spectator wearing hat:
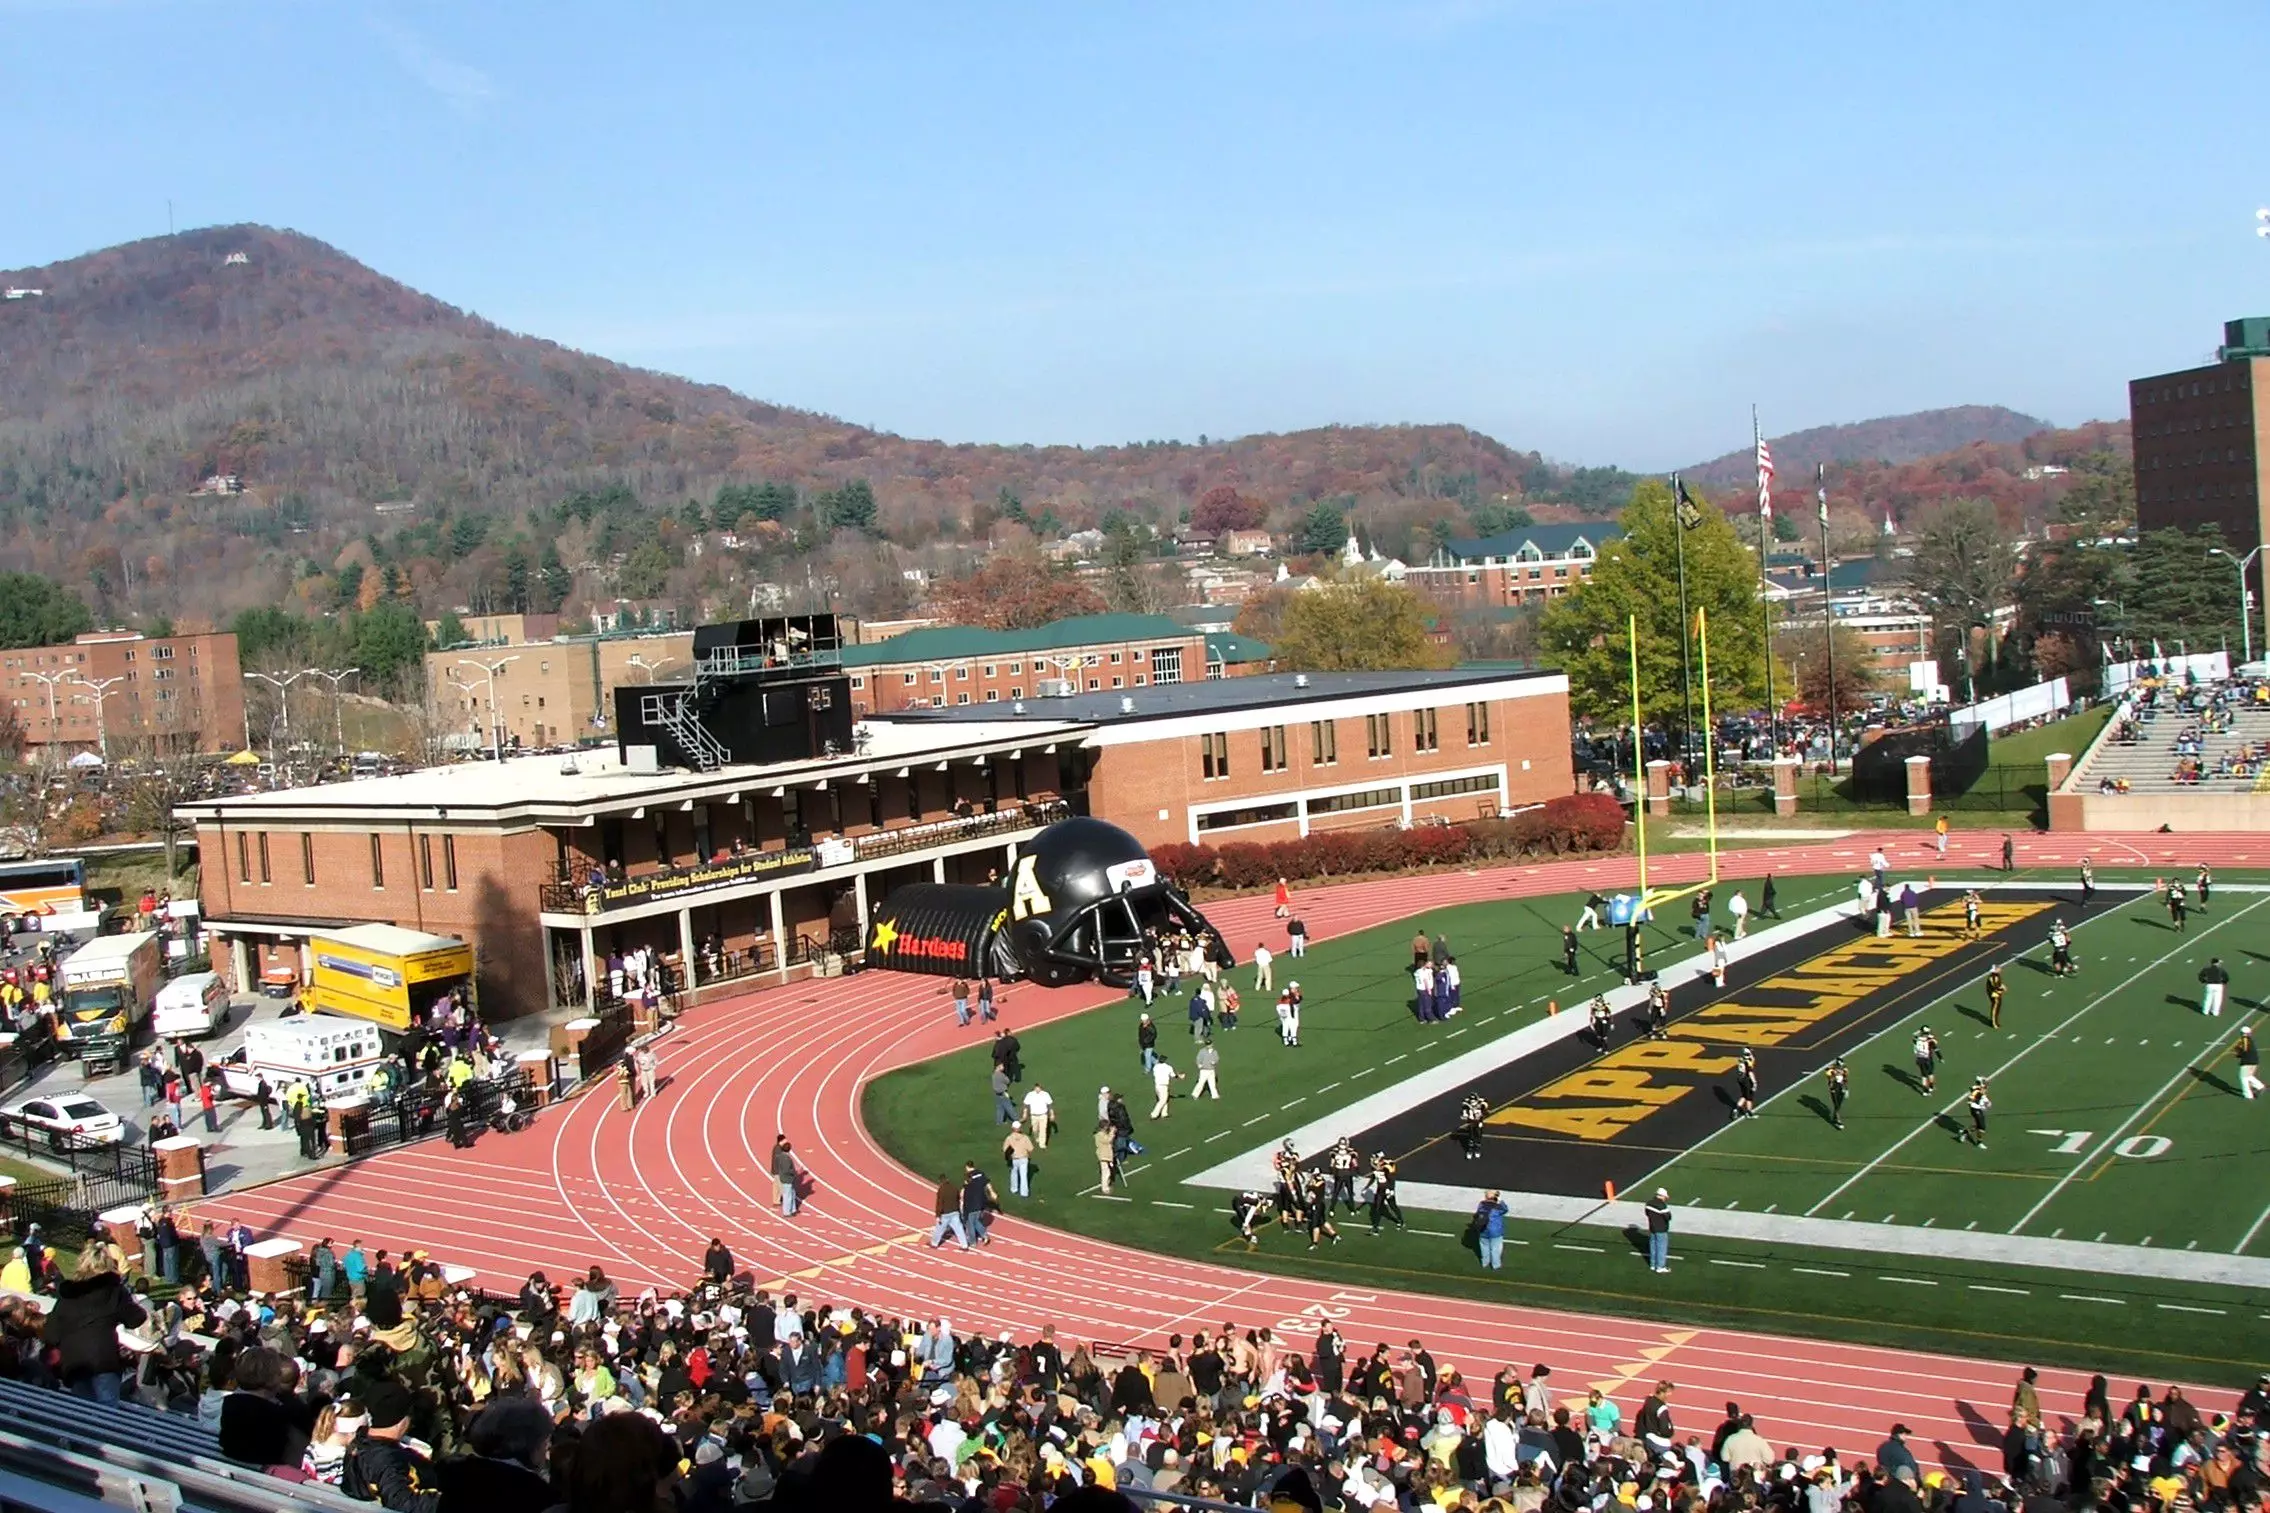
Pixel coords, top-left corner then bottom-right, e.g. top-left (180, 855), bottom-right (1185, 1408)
top-left (342, 1378), bottom-right (440, 1513)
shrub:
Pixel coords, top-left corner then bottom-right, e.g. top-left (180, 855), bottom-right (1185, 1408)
top-left (1146, 790), bottom-right (1628, 894)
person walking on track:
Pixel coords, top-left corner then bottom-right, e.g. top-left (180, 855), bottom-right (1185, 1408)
top-left (1935, 816), bottom-right (1948, 856)
top-left (772, 1136), bottom-right (802, 1218)
top-left (1824, 1057), bottom-right (1849, 1129)
top-left (2002, 834), bottom-right (2015, 871)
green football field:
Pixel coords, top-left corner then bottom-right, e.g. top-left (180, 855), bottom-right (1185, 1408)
top-left (1655, 887), bottom-right (2270, 1253)
top-left (864, 865), bottom-right (2270, 1383)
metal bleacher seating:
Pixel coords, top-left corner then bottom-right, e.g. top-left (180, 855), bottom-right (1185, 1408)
top-left (2068, 686), bottom-right (2270, 795)
top-left (0, 1375), bottom-right (362, 1513)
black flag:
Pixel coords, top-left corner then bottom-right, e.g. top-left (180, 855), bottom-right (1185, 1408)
top-left (1673, 475), bottom-right (1705, 533)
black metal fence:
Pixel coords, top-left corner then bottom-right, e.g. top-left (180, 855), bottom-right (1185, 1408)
top-left (0, 1124), bottom-right (160, 1244)
top-left (338, 1070), bottom-right (534, 1161)
top-left (573, 1001), bottom-right (633, 1084)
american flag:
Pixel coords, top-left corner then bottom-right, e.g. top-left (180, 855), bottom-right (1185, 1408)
top-left (1754, 420), bottom-right (1774, 524)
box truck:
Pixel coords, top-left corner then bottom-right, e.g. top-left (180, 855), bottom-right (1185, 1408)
top-left (307, 924), bottom-right (475, 1034)
top-left (57, 932), bottom-right (161, 1074)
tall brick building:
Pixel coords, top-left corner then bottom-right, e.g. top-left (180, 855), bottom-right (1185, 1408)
top-left (2, 630), bottom-right (246, 755)
top-left (180, 664), bottom-right (1571, 1022)
top-left (2131, 317), bottom-right (2270, 548)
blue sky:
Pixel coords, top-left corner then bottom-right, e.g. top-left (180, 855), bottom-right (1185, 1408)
top-left (3, 1), bottom-right (2262, 469)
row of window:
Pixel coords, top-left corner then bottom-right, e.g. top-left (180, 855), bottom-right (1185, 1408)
top-left (1195, 774), bottom-right (1502, 833)
top-left (1201, 705), bottom-right (1490, 781)
top-left (879, 647), bottom-right (1188, 685)
top-left (235, 831), bottom-right (458, 893)
top-left (2137, 375), bottom-right (2250, 406)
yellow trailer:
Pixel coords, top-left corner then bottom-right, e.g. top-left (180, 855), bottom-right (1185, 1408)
top-left (307, 923), bottom-right (474, 1033)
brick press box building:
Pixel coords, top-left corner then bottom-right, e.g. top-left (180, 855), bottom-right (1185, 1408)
top-left (179, 616), bottom-right (1573, 1022)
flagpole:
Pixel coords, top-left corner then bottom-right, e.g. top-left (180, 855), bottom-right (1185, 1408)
top-left (1755, 406), bottom-right (1778, 757)
top-left (1818, 462), bottom-right (1837, 774)
top-left (1671, 473), bottom-right (1696, 784)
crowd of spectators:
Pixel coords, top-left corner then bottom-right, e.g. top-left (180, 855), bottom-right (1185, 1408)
top-left (0, 1225), bottom-right (2261, 1513)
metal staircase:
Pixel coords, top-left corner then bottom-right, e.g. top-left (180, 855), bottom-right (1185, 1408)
top-left (640, 687), bottom-right (729, 771)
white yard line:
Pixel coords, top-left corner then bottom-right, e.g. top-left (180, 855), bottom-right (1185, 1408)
top-left (1805, 895), bottom-right (2268, 1219)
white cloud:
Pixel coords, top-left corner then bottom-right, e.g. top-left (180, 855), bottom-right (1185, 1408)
top-left (368, 13), bottom-right (494, 118)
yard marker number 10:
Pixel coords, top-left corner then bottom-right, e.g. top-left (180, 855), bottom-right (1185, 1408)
top-left (2028, 1130), bottom-right (2173, 1159)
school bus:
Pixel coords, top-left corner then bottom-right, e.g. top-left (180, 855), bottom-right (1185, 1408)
top-left (307, 924), bottom-right (475, 1033)
top-left (0, 857), bottom-right (86, 918)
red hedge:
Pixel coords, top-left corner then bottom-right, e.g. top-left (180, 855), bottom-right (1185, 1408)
top-left (1150, 791), bottom-right (1628, 892)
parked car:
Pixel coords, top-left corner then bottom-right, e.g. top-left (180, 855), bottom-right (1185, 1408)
top-left (2, 1093), bottom-right (124, 1146)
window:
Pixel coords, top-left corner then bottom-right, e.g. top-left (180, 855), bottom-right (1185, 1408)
top-left (985, 690), bottom-right (999, 702)
top-left (1366, 713), bottom-right (1393, 759)
top-left (902, 673), bottom-right (917, 686)
top-left (443, 835), bottom-right (458, 890)
top-left (1413, 774), bottom-right (1500, 801)
top-left (152, 644), bottom-right (174, 661)
top-left (1197, 801), bottom-right (1299, 831)
top-left (955, 666), bottom-right (970, 681)
top-left (1111, 677), bottom-right (1124, 689)
top-left (237, 832), bottom-right (250, 883)
top-left (929, 669), bottom-right (945, 683)
top-left (1415, 709), bottom-right (1439, 753)
top-left (1132, 649), bottom-right (1147, 662)
top-left (1312, 785), bottom-right (1399, 815)
top-left (1311, 720), bottom-right (1337, 765)
top-left (851, 676), bottom-right (866, 689)
top-left (1010, 687), bottom-right (1023, 699)
top-left (419, 835), bottom-right (435, 890)
top-left (1152, 648), bottom-right (1183, 684)
top-left (1260, 725), bottom-right (1288, 773)
top-left (1109, 651), bottom-right (1122, 664)
top-left (300, 833), bottom-right (315, 885)
top-left (1201, 732), bottom-right (1230, 780)
top-left (956, 693), bottom-right (971, 705)
top-left (369, 834), bottom-right (385, 889)
top-left (257, 833), bottom-right (271, 883)
top-left (1009, 662), bottom-right (1023, 675)
top-left (1467, 701), bottom-right (1491, 746)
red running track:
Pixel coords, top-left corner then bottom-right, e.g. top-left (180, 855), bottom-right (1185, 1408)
top-left (215, 830), bottom-right (2252, 1468)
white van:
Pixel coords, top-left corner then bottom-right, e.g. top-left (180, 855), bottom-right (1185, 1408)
top-left (152, 972), bottom-right (231, 1039)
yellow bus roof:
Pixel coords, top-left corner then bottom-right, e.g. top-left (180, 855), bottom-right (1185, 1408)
top-left (314, 923), bottom-right (468, 958)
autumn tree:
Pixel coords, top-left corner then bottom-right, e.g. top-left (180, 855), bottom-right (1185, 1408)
top-left (1231, 587), bottom-right (1296, 646)
top-left (931, 551), bottom-right (1106, 631)
top-left (1537, 480), bottom-right (1771, 729)
top-left (1897, 497), bottom-right (2018, 687)
top-left (1192, 486), bottom-right (1265, 537)
top-left (1270, 578), bottom-right (1452, 672)
top-left (1773, 620), bottom-right (1879, 717)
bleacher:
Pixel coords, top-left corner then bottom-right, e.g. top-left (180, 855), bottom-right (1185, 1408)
top-left (2067, 684), bottom-right (2270, 795)
top-left (0, 1376), bottom-right (360, 1513)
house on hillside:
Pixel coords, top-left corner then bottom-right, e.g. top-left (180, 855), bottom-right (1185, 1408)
top-left (1403, 520), bottom-right (1622, 608)
top-left (1220, 529), bottom-right (1274, 558)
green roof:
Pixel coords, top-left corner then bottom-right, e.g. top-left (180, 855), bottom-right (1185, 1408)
top-left (1205, 631), bottom-right (1273, 666)
top-left (841, 614), bottom-right (1195, 667)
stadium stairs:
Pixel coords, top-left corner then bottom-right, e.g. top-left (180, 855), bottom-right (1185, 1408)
top-left (0, 1376), bottom-right (362, 1513)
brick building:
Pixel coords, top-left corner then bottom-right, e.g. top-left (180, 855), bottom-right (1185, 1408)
top-left (180, 666), bottom-right (1571, 1022)
top-left (2132, 318), bottom-right (2270, 546)
top-left (2, 630), bottom-right (245, 755)
top-left (425, 632), bottom-right (693, 752)
top-left (1402, 521), bottom-right (1623, 609)
top-left (840, 614), bottom-right (1268, 717)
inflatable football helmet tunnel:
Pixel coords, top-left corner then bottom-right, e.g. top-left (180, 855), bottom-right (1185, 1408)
top-left (864, 817), bottom-right (1233, 990)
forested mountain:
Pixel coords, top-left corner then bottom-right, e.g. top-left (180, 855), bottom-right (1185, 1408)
top-left (0, 224), bottom-right (2123, 632)
top-left (1681, 406), bottom-right (2056, 491)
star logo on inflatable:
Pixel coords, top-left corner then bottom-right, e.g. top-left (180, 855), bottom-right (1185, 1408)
top-left (870, 919), bottom-right (899, 953)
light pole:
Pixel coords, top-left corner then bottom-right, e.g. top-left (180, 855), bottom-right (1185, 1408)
top-left (455, 655), bottom-right (520, 761)
top-left (2206, 547), bottom-right (2262, 666)
top-left (68, 674), bottom-right (128, 764)
top-left (244, 669), bottom-right (310, 781)
top-left (2091, 597), bottom-right (2128, 665)
top-left (623, 653), bottom-right (676, 684)
top-left (303, 667), bottom-right (361, 757)
top-left (21, 670), bottom-right (67, 751)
